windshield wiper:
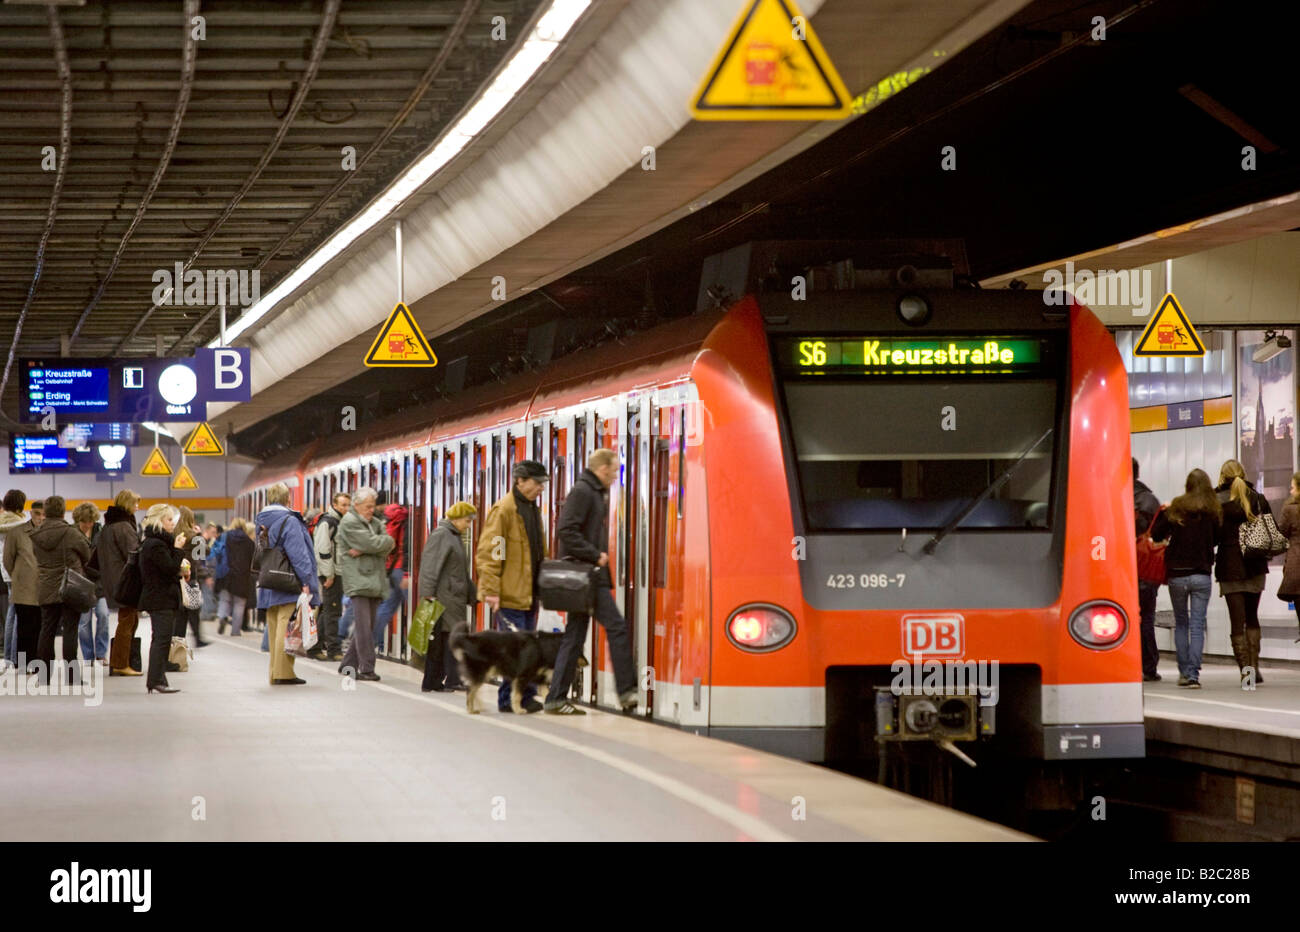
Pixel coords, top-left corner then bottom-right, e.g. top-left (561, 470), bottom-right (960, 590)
top-left (921, 426), bottom-right (1054, 555)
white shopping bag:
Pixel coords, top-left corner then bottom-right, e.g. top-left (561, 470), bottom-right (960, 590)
top-left (297, 591), bottom-right (318, 652)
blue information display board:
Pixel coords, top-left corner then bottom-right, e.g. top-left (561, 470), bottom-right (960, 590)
top-left (57, 422), bottom-right (139, 448)
top-left (25, 366), bottom-right (110, 419)
top-left (9, 434), bottom-right (131, 474)
top-left (20, 350), bottom-right (250, 424)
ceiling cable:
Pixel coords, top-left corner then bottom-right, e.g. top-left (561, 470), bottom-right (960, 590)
top-left (68, 0), bottom-right (201, 347)
top-left (153, 0), bottom-right (343, 355)
top-left (0, 7), bottom-right (72, 421)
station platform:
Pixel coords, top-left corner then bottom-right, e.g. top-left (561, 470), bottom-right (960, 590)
top-left (1144, 656), bottom-right (1300, 782)
top-left (0, 619), bottom-right (1026, 843)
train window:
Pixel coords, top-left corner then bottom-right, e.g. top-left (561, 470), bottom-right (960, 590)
top-left (781, 380), bottom-right (1057, 531)
top-left (532, 423), bottom-right (543, 461)
top-left (677, 408), bottom-right (685, 519)
top-left (492, 435), bottom-right (502, 507)
top-left (652, 438), bottom-right (670, 588)
top-left (458, 443), bottom-right (468, 503)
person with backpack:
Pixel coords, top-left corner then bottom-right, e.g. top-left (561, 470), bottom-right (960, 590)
top-left (101, 490), bottom-right (142, 676)
top-left (255, 483), bottom-right (320, 685)
top-left (309, 491), bottom-right (350, 661)
top-left (216, 518), bottom-right (255, 637)
top-left (374, 492), bottom-right (410, 657)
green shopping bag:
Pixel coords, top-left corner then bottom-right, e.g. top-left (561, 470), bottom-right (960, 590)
top-left (407, 597), bottom-right (446, 653)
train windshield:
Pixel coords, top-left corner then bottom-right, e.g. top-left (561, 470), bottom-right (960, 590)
top-left (774, 335), bottom-right (1060, 532)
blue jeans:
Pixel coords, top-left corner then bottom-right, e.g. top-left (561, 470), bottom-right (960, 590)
top-left (3, 601), bottom-right (15, 666)
top-left (339, 595), bottom-right (353, 640)
top-left (376, 567), bottom-right (405, 626)
top-left (497, 604), bottom-right (537, 710)
top-left (79, 597), bottom-right (110, 660)
top-left (1168, 574), bottom-right (1211, 681)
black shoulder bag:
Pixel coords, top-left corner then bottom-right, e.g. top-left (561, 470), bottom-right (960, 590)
top-left (59, 530), bottom-right (97, 613)
top-left (256, 515), bottom-right (302, 594)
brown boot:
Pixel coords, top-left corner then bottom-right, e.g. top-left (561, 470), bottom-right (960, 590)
top-left (1246, 628), bottom-right (1264, 684)
top-left (1230, 634), bottom-right (1250, 687)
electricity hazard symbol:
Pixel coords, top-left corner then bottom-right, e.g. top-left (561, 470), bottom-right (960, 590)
top-left (140, 447), bottom-right (172, 477)
top-left (171, 465), bottom-right (199, 491)
top-left (1134, 293), bottom-right (1205, 357)
top-left (690, 0), bottom-right (852, 120)
top-left (182, 422), bottom-right (224, 456)
top-left (364, 302), bottom-right (438, 367)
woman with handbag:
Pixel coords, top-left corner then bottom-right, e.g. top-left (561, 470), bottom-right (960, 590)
top-left (1215, 459), bottom-right (1273, 686)
top-left (30, 496), bottom-right (93, 686)
top-left (417, 501), bottom-right (477, 692)
top-left (1277, 472), bottom-right (1300, 639)
top-left (1150, 469), bottom-right (1220, 688)
top-left (139, 504), bottom-right (190, 694)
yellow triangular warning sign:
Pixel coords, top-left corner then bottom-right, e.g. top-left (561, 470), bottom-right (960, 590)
top-left (364, 302), bottom-right (438, 367)
top-left (183, 422), bottom-right (224, 456)
top-left (140, 447), bottom-right (172, 477)
top-left (690, 0), bottom-right (852, 121)
top-left (171, 464), bottom-right (199, 491)
top-left (1134, 293), bottom-right (1206, 357)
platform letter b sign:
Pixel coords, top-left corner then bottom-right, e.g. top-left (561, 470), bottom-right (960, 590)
top-left (214, 349), bottom-right (243, 391)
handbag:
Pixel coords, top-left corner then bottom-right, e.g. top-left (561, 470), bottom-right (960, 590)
top-left (538, 557), bottom-right (598, 613)
top-left (1135, 507), bottom-right (1168, 584)
top-left (58, 533), bottom-right (96, 614)
top-left (255, 516), bottom-right (302, 594)
top-left (1239, 510), bottom-right (1288, 560)
top-left (168, 636), bottom-right (192, 672)
top-left (407, 597), bottom-right (446, 653)
top-left (114, 546), bottom-right (143, 608)
top-left (180, 579), bottom-right (203, 610)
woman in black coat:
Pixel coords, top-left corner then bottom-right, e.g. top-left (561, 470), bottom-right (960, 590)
top-left (138, 504), bottom-right (190, 694)
top-left (1215, 460), bottom-right (1273, 685)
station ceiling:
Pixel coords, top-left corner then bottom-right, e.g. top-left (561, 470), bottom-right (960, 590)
top-left (0, 0), bottom-right (544, 420)
top-left (227, 0), bottom-right (1300, 459)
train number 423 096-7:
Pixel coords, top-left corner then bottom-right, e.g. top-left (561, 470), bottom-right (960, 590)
top-left (826, 573), bottom-right (905, 589)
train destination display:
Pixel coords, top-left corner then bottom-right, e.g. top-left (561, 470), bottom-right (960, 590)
top-left (24, 366), bottom-right (110, 418)
top-left (784, 336), bottom-right (1047, 373)
top-left (9, 434), bottom-right (131, 474)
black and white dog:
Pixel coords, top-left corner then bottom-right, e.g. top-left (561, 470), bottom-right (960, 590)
top-left (451, 629), bottom-right (586, 714)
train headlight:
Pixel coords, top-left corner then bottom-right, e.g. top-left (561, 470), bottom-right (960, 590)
top-left (896, 294), bottom-right (932, 326)
top-left (1068, 600), bottom-right (1128, 650)
top-left (725, 604), bottom-right (796, 652)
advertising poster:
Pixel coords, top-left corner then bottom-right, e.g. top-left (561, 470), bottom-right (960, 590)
top-left (1236, 330), bottom-right (1297, 511)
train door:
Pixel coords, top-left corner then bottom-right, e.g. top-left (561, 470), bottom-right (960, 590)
top-left (548, 420), bottom-right (568, 557)
top-left (621, 396), bottom-right (650, 714)
top-left (472, 438), bottom-right (488, 631)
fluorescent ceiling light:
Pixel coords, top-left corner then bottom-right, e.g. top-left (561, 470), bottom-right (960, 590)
top-left (212, 0), bottom-right (591, 347)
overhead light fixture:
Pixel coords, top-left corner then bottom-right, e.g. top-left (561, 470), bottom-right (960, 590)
top-left (212, 0), bottom-right (592, 348)
top-left (1252, 330), bottom-right (1292, 364)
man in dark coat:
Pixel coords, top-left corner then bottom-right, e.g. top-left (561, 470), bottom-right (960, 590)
top-left (543, 448), bottom-right (638, 715)
top-left (1133, 459), bottom-right (1162, 682)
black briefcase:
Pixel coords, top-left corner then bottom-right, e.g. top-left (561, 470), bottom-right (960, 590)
top-left (538, 558), bottom-right (597, 613)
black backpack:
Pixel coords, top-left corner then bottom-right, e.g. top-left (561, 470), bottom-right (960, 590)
top-left (314, 512), bottom-right (339, 561)
top-left (255, 514), bottom-right (302, 594)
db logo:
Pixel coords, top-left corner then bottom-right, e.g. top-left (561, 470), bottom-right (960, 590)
top-left (902, 614), bottom-right (965, 657)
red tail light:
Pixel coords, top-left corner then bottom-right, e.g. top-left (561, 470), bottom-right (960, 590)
top-left (726, 604), bottom-right (796, 652)
top-left (1068, 601), bottom-right (1128, 649)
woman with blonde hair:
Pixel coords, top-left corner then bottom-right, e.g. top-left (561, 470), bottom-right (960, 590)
top-left (1276, 472), bottom-right (1300, 639)
top-left (1215, 459), bottom-right (1273, 686)
top-left (102, 489), bottom-right (143, 675)
top-left (138, 504), bottom-right (189, 693)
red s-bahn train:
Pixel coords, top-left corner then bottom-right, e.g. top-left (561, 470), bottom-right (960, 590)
top-left (239, 274), bottom-right (1143, 773)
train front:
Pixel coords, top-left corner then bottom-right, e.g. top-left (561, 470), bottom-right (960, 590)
top-left (692, 284), bottom-right (1144, 772)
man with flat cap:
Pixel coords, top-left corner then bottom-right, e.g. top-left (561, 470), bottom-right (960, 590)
top-left (475, 459), bottom-right (549, 713)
